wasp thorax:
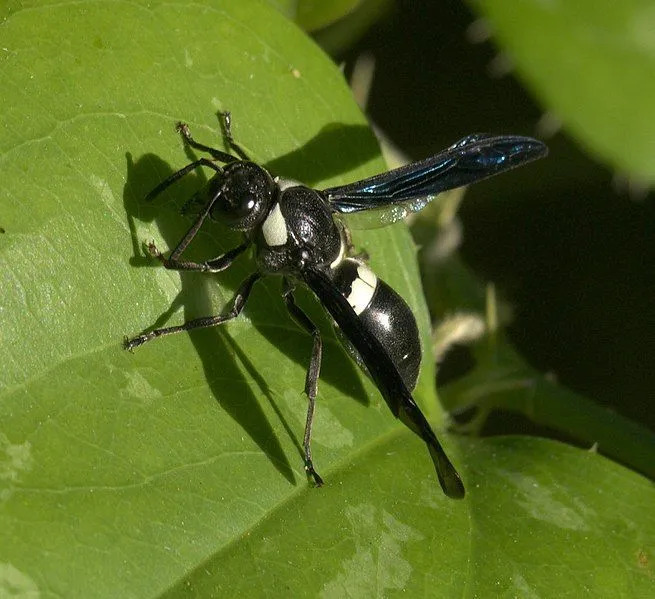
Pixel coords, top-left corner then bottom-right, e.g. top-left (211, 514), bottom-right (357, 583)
top-left (210, 162), bottom-right (276, 231)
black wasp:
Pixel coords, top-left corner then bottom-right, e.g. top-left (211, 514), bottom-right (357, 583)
top-left (124, 112), bottom-right (547, 498)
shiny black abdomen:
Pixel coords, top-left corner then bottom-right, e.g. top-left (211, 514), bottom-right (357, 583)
top-left (360, 280), bottom-right (421, 391)
top-left (330, 258), bottom-right (421, 391)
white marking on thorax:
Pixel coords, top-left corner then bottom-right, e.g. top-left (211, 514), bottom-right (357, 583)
top-left (275, 176), bottom-right (301, 191)
top-left (262, 203), bottom-right (288, 246)
top-left (330, 237), bottom-right (346, 269)
top-left (329, 219), bottom-right (349, 269)
top-left (347, 263), bottom-right (378, 315)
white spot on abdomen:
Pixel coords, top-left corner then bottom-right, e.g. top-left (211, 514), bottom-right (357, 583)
top-left (347, 264), bottom-right (377, 315)
top-left (261, 203), bottom-right (288, 246)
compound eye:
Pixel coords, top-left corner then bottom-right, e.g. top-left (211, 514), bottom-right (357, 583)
top-left (233, 193), bottom-right (258, 219)
top-left (210, 162), bottom-right (275, 230)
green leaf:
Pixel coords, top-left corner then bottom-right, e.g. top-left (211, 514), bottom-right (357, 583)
top-left (266, 0), bottom-right (393, 55)
top-left (467, 0), bottom-right (655, 182)
top-left (1, 1), bottom-right (653, 597)
top-left (295, 0), bottom-right (362, 31)
top-left (164, 437), bottom-right (655, 597)
top-left (311, 0), bottom-right (393, 57)
top-left (262, 0), bottom-right (299, 21)
top-left (0, 0), bottom-right (433, 595)
top-left (263, 0), bottom-right (370, 33)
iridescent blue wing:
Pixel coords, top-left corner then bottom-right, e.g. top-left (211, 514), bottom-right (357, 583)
top-left (323, 134), bottom-right (547, 221)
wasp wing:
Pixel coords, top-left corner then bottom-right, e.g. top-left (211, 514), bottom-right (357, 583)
top-left (302, 266), bottom-right (465, 499)
top-left (323, 134), bottom-right (547, 219)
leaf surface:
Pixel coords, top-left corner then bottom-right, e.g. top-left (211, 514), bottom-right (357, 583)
top-left (0, 1), bottom-right (653, 597)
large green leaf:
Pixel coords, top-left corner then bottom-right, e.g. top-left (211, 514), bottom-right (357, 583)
top-left (467, 0), bottom-right (655, 182)
top-left (163, 437), bottom-right (655, 597)
top-left (264, 0), bottom-right (362, 31)
top-left (295, 0), bottom-right (361, 31)
top-left (1, 1), bottom-right (653, 597)
top-left (0, 0), bottom-right (432, 594)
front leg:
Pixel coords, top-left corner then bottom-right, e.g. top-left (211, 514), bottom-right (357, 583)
top-left (148, 240), bottom-right (249, 273)
top-left (176, 121), bottom-right (239, 164)
top-left (218, 111), bottom-right (251, 161)
top-left (339, 220), bottom-right (369, 263)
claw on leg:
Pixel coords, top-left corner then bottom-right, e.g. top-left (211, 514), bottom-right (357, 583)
top-left (305, 461), bottom-right (324, 487)
top-left (145, 240), bottom-right (165, 261)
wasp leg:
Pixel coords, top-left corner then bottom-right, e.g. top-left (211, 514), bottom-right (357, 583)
top-left (148, 240), bottom-right (249, 273)
top-left (218, 111), bottom-right (250, 161)
top-left (179, 190), bottom-right (205, 216)
top-left (147, 191), bottom-right (226, 268)
top-left (175, 121), bottom-right (239, 163)
top-left (338, 221), bottom-right (369, 262)
top-left (124, 272), bottom-right (261, 351)
top-left (282, 279), bottom-right (324, 487)
top-left (145, 158), bottom-right (222, 202)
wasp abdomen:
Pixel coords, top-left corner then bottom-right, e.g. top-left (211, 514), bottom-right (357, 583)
top-left (330, 258), bottom-right (421, 391)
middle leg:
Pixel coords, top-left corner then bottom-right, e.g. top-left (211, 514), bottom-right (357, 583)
top-left (124, 272), bottom-right (261, 351)
top-left (148, 239), bottom-right (250, 273)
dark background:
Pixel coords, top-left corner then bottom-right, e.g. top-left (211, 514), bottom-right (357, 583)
top-left (339, 0), bottom-right (655, 431)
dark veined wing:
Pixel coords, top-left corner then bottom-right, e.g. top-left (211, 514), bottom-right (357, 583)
top-left (302, 266), bottom-right (465, 499)
top-left (323, 134), bottom-right (547, 218)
